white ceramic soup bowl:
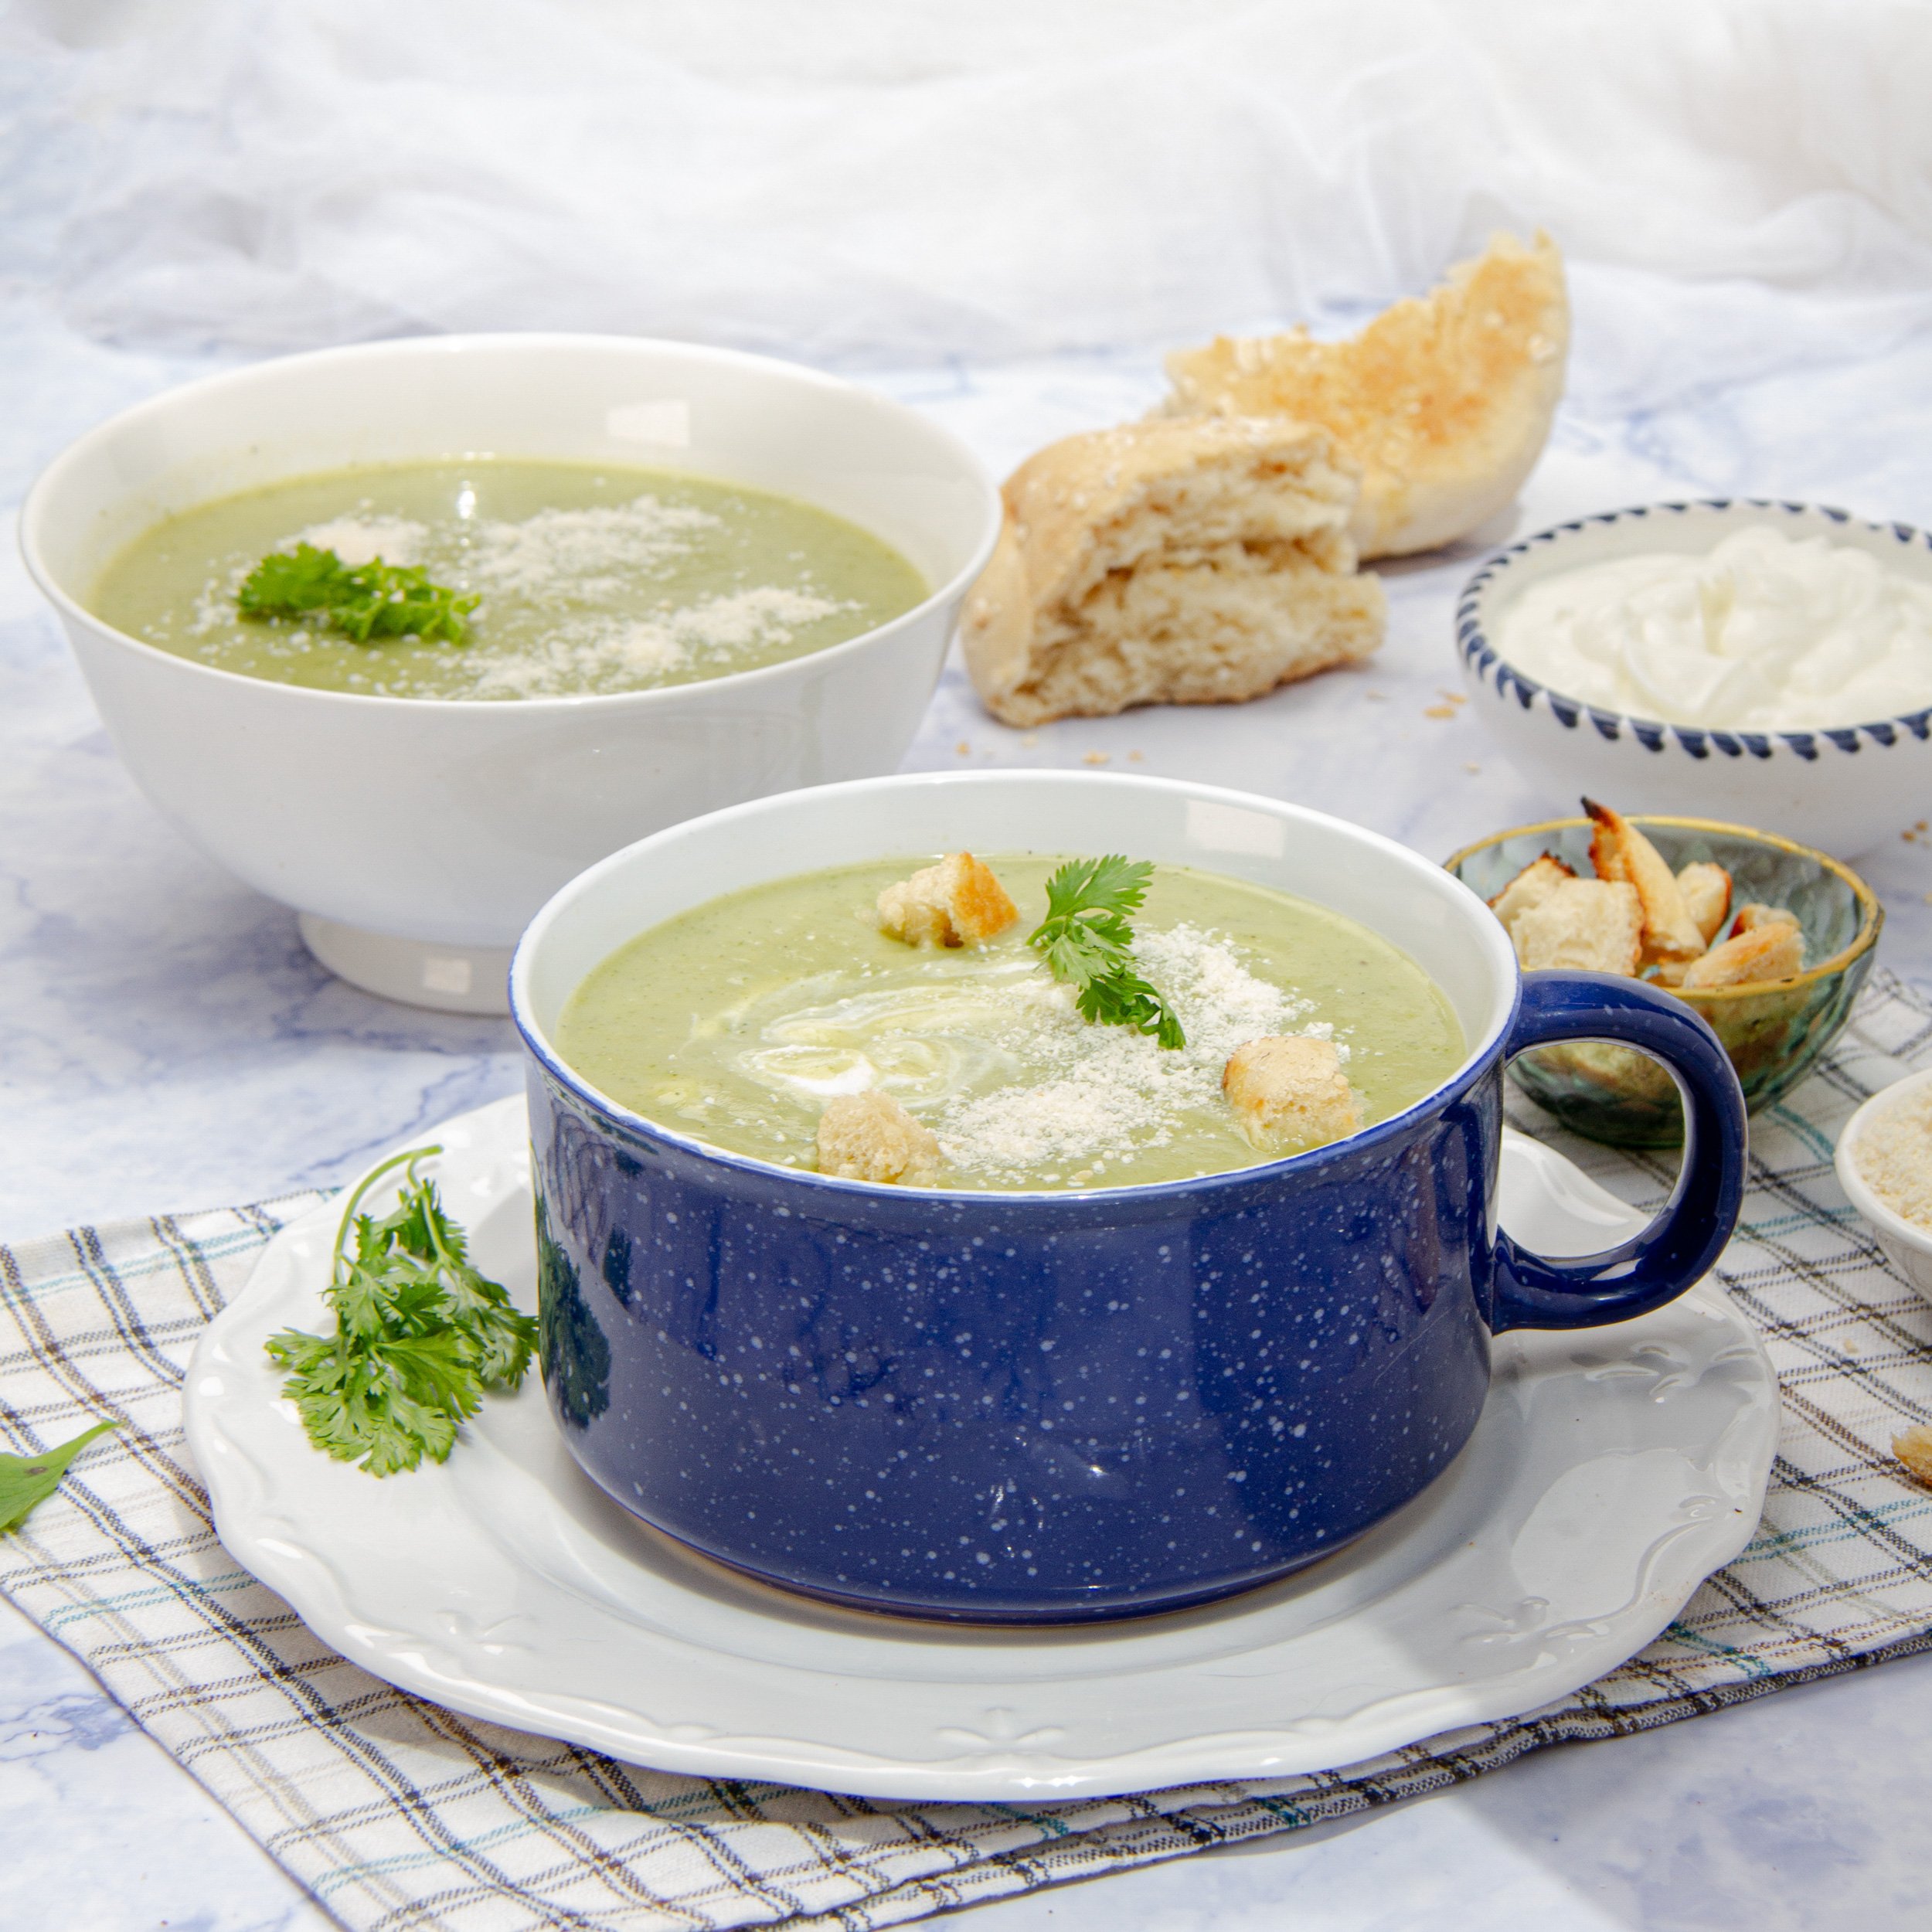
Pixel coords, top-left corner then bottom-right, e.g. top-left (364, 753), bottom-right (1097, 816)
top-left (20, 334), bottom-right (1000, 1012)
top-left (1457, 500), bottom-right (1932, 859)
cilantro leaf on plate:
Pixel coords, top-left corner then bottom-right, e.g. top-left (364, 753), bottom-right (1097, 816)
top-left (266, 1145), bottom-right (538, 1477)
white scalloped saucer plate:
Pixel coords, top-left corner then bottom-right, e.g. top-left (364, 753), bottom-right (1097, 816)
top-left (184, 1097), bottom-right (1777, 1802)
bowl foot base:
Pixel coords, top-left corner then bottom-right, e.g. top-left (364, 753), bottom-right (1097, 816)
top-left (298, 913), bottom-right (513, 1015)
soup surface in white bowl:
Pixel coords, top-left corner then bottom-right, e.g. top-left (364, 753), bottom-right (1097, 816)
top-left (555, 852), bottom-right (1465, 1192)
top-left (90, 457), bottom-right (926, 701)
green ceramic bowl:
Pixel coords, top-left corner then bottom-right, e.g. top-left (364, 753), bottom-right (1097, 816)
top-left (1447, 815), bottom-right (1883, 1147)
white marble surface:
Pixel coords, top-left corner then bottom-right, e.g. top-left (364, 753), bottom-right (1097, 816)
top-left (7, 312), bottom-right (1932, 1930)
top-left (9, 11), bottom-right (1932, 1903)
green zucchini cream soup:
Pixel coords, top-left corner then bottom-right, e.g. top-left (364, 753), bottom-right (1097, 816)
top-left (90, 459), bottom-right (927, 700)
top-left (555, 853), bottom-right (1464, 1193)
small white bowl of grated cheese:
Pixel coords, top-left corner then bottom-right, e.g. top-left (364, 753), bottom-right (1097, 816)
top-left (1836, 1069), bottom-right (1932, 1303)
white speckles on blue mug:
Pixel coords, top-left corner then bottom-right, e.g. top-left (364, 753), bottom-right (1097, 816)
top-left (512, 774), bottom-right (1747, 1622)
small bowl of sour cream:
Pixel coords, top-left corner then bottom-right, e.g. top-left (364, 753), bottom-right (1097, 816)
top-left (1457, 501), bottom-right (1932, 858)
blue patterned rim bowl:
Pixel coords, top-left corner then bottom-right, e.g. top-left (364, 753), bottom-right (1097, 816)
top-left (509, 772), bottom-right (1747, 1624)
top-left (1456, 499), bottom-right (1932, 859)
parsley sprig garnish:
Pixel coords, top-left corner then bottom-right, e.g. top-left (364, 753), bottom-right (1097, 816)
top-left (266, 1147), bottom-right (538, 1477)
top-left (1027, 855), bottom-right (1186, 1050)
top-left (237, 543), bottom-right (478, 645)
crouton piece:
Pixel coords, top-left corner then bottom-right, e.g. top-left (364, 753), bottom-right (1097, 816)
top-left (876, 852), bottom-right (1019, 948)
top-left (1163, 232), bottom-right (1569, 559)
top-left (1679, 920), bottom-right (1806, 990)
top-left (1512, 877), bottom-right (1644, 975)
top-left (1487, 854), bottom-right (1576, 934)
top-left (1729, 901), bottom-right (1801, 939)
top-left (815, 1090), bottom-right (941, 1185)
top-left (960, 415), bottom-right (1384, 727)
top-left (1675, 862), bottom-right (1733, 946)
top-left (1223, 1035), bottom-right (1364, 1154)
top-left (1583, 799), bottom-right (1705, 962)
top-left (1648, 959), bottom-right (1692, 988)
top-left (1896, 1425), bottom-right (1932, 1489)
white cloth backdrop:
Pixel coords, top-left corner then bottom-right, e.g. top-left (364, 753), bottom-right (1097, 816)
top-left (9, 0), bottom-right (1932, 369)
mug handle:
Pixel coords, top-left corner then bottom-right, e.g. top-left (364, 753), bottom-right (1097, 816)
top-left (1491, 970), bottom-right (1747, 1333)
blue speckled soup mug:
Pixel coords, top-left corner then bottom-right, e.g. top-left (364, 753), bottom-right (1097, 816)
top-left (511, 774), bottom-right (1746, 1624)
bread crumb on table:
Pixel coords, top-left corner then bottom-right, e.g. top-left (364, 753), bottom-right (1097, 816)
top-left (1894, 1423), bottom-right (1932, 1488)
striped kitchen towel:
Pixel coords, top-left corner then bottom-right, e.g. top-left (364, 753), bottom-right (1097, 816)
top-left (2, 971), bottom-right (1930, 1932)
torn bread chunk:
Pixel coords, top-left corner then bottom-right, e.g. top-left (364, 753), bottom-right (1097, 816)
top-left (876, 852), bottom-right (1019, 948)
top-left (1512, 878), bottom-right (1644, 975)
top-left (1675, 862), bottom-right (1733, 946)
top-left (1729, 901), bottom-right (1801, 939)
top-left (1162, 232), bottom-right (1569, 559)
top-left (960, 415), bottom-right (1384, 728)
top-left (1679, 920), bottom-right (1806, 990)
top-left (1487, 853), bottom-right (1575, 934)
top-left (815, 1091), bottom-right (941, 1186)
top-left (1896, 1424), bottom-right (1932, 1489)
top-left (1583, 799), bottom-right (1706, 963)
top-left (1223, 1035), bottom-right (1364, 1154)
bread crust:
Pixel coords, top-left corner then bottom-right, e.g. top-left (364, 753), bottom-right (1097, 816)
top-left (1584, 800), bottom-right (1706, 964)
top-left (1680, 920), bottom-right (1805, 990)
top-left (1512, 878), bottom-right (1644, 975)
top-left (1488, 853), bottom-right (1575, 934)
top-left (1675, 862), bottom-right (1733, 946)
top-left (1730, 901), bottom-right (1801, 939)
top-left (1223, 1034), bottom-right (1363, 1154)
top-left (960, 415), bottom-right (1384, 728)
top-left (877, 852), bottom-right (1020, 949)
top-left (1163, 232), bottom-right (1569, 559)
top-left (815, 1090), bottom-right (940, 1186)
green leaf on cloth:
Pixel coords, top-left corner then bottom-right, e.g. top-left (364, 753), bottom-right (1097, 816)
top-left (0, 1418), bottom-right (117, 1534)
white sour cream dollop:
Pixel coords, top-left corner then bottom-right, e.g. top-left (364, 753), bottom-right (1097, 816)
top-left (1495, 526), bottom-right (1932, 730)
